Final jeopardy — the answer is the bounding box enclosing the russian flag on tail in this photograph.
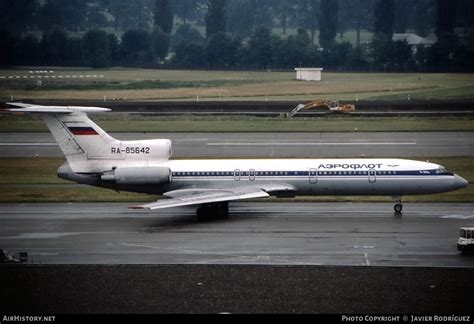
[67,126,99,136]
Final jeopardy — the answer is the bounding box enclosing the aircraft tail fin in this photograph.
[7,103,172,173]
[7,102,115,161]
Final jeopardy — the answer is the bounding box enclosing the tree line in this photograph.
[0,0,473,71]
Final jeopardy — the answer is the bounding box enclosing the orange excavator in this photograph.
[286,100,356,117]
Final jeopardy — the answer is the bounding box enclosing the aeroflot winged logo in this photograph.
[318,163,384,170]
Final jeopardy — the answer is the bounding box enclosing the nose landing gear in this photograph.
[394,203,403,214]
[392,196,403,215]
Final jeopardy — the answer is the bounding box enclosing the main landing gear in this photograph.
[392,196,403,215]
[196,202,229,220]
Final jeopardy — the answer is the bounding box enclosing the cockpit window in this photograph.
[436,166,449,174]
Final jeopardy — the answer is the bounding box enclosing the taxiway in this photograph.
[1,202,473,267]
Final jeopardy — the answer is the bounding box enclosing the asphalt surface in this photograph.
[1,202,473,267]
[1,264,473,314]
[1,132,473,158]
[2,202,474,314]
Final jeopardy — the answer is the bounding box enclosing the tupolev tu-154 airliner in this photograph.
[7,103,468,217]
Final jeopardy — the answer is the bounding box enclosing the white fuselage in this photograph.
[114,158,464,196]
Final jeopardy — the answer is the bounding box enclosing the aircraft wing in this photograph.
[131,183,296,210]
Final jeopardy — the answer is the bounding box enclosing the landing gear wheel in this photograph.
[196,206,206,219]
[216,203,229,218]
[196,203,229,220]
[394,204,403,214]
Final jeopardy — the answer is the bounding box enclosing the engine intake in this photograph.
[101,167,172,185]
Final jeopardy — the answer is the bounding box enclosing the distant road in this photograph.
[3,100,474,116]
[1,132,472,158]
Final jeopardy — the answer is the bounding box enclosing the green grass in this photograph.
[2,69,474,101]
[0,157,471,203]
[2,114,474,133]
[97,115,474,133]
[0,186,157,203]
[265,186,474,203]
[1,186,471,204]
[3,79,264,91]
[0,157,67,184]
[0,68,289,83]
[372,85,474,100]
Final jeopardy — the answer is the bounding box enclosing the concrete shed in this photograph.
[295,68,323,81]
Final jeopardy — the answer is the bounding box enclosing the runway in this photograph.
[1,132,472,157]
[1,202,473,267]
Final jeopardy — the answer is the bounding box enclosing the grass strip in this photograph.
[2,115,474,133]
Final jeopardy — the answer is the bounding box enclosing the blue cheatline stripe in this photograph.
[170,170,453,177]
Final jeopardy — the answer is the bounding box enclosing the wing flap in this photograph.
[131,189,270,210]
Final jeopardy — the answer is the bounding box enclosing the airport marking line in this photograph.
[0,74,104,79]
[1,142,417,147]
[365,253,370,266]
[207,142,417,146]
[121,243,320,265]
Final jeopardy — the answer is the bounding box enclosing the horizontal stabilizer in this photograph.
[6,102,111,114]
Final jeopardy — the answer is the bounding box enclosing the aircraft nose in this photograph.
[453,175,469,190]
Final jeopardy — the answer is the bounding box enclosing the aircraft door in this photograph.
[249,169,256,181]
[234,169,241,181]
[309,168,318,184]
[369,169,377,183]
